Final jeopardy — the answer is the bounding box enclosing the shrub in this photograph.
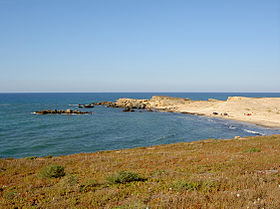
[172,180,219,192]
[106,171,145,184]
[38,164,65,179]
[25,156,38,160]
[243,147,261,153]
[61,174,79,187]
[80,179,100,192]
[3,188,16,200]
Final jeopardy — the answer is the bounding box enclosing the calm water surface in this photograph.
[1,92,280,158]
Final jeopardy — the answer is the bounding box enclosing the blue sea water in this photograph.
[0,92,280,158]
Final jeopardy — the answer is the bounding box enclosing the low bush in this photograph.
[25,156,38,160]
[61,174,79,188]
[80,179,100,192]
[106,171,146,184]
[243,147,261,153]
[38,164,65,179]
[172,179,219,192]
[3,188,16,200]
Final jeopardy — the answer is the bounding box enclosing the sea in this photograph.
[1,92,280,159]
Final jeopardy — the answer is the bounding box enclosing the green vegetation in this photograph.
[80,179,101,192]
[106,171,145,184]
[3,188,16,200]
[243,147,261,153]
[38,164,65,179]
[25,156,38,160]
[1,135,280,208]
[172,179,219,193]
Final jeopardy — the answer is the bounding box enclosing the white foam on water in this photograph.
[243,129,264,136]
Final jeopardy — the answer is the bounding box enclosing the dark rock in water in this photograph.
[146,109,153,112]
[83,104,94,108]
[224,113,228,116]
[78,104,94,108]
[135,104,146,109]
[91,101,122,108]
[107,103,118,108]
[123,106,134,112]
[213,112,218,115]
[35,109,92,115]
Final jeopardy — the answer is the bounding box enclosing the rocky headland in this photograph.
[99,96,280,128]
[38,96,280,127]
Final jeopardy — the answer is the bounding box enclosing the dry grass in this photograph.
[1,135,280,208]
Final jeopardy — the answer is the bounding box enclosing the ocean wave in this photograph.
[229,126,236,130]
[243,129,264,136]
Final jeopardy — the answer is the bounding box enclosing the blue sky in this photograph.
[0,0,279,92]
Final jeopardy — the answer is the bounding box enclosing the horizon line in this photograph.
[0,91,280,94]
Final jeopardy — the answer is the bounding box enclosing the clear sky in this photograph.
[0,0,279,92]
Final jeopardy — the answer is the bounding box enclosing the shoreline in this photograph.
[114,96,280,128]
[179,110,280,129]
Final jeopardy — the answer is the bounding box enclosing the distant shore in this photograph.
[115,96,280,128]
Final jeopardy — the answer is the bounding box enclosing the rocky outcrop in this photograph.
[116,98,148,109]
[226,96,249,101]
[91,96,188,111]
[123,106,135,112]
[35,109,92,115]
[149,96,189,108]
[80,96,280,128]
[115,96,190,111]
[92,101,116,106]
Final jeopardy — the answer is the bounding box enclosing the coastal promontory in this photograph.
[114,96,280,128]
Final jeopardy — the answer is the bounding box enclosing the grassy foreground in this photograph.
[1,135,280,208]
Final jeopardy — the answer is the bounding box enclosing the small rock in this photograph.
[123,106,134,112]
[83,104,94,108]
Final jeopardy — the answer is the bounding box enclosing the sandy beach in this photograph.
[116,96,280,128]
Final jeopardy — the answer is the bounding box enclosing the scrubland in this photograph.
[1,134,280,208]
